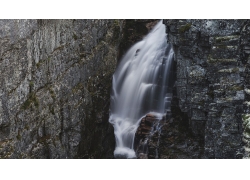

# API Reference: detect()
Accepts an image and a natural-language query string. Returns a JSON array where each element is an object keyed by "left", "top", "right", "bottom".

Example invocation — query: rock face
[
  {"left": 117, "top": 19, "right": 159, "bottom": 61},
  {"left": 0, "top": 19, "right": 124, "bottom": 158},
  {"left": 0, "top": 19, "right": 162, "bottom": 159},
  {"left": 2, "top": 19, "right": 250, "bottom": 159},
  {"left": 134, "top": 113, "right": 164, "bottom": 159},
  {"left": 159, "top": 95, "right": 205, "bottom": 158},
  {"left": 162, "top": 19, "right": 250, "bottom": 158}
]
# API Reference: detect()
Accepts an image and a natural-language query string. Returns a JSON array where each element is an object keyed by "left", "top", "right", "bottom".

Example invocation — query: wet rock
[
  {"left": 118, "top": 19, "right": 159, "bottom": 61},
  {"left": 164, "top": 19, "right": 249, "bottom": 158},
  {"left": 134, "top": 113, "right": 164, "bottom": 159}
]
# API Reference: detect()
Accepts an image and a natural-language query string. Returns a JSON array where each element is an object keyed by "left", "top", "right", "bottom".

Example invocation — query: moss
[
  {"left": 215, "top": 45, "right": 227, "bottom": 49},
  {"left": 38, "top": 135, "right": 51, "bottom": 144},
  {"left": 179, "top": 23, "right": 192, "bottom": 33},
  {"left": 53, "top": 45, "right": 64, "bottom": 52},
  {"left": 243, "top": 114, "right": 250, "bottom": 121},
  {"left": 48, "top": 87, "right": 56, "bottom": 100},
  {"left": 21, "top": 98, "right": 31, "bottom": 109},
  {"left": 207, "top": 54, "right": 237, "bottom": 64},
  {"left": 218, "top": 67, "right": 239, "bottom": 73},
  {"left": 24, "top": 124, "right": 30, "bottom": 130},
  {"left": 49, "top": 105, "right": 55, "bottom": 115},
  {"left": 245, "top": 129, "right": 250, "bottom": 136},
  {"left": 73, "top": 33, "right": 78, "bottom": 40},
  {"left": 229, "top": 85, "right": 244, "bottom": 91},
  {"left": 21, "top": 92, "right": 39, "bottom": 110},
  {"left": 215, "top": 35, "right": 239, "bottom": 43},
  {"left": 113, "top": 19, "right": 119, "bottom": 26},
  {"left": 29, "top": 81, "right": 34, "bottom": 92},
  {"left": 232, "top": 67, "right": 239, "bottom": 73},
  {"left": 29, "top": 81, "right": 34, "bottom": 88},
  {"left": 36, "top": 58, "right": 47, "bottom": 68},
  {"left": 36, "top": 61, "right": 41, "bottom": 68},
  {"left": 34, "top": 97, "right": 39, "bottom": 107},
  {"left": 72, "top": 83, "right": 84, "bottom": 94},
  {"left": 16, "top": 131, "right": 21, "bottom": 141},
  {"left": 213, "top": 45, "right": 236, "bottom": 50}
]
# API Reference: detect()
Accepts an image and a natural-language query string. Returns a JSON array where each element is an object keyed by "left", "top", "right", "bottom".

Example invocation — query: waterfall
[{"left": 109, "top": 20, "right": 174, "bottom": 158}]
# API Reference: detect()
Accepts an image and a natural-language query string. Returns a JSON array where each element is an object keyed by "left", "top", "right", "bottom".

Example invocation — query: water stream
[{"left": 109, "top": 20, "right": 174, "bottom": 158}]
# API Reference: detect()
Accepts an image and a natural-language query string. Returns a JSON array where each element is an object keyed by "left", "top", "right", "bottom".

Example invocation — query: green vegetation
[
  {"left": 21, "top": 92, "right": 39, "bottom": 110},
  {"left": 73, "top": 33, "right": 78, "bottom": 40},
  {"left": 36, "top": 61, "right": 42, "bottom": 68},
  {"left": 113, "top": 19, "right": 120, "bottom": 27},
  {"left": 36, "top": 57, "right": 51, "bottom": 68},
  {"left": 49, "top": 105, "right": 55, "bottom": 115},
  {"left": 29, "top": 81, "right": 34, "bottom": 92},
  {"left": 179, "top": 23, "right": 192, "bottom": 33},
  {"left": 38, "top": 135, "right": 51, "bottom": 144},
  {"left": 215, "top": 35, "right": 239, "bottom": 44},
  {"left": 16, "top": 131, "right": 22, "bottom": 141},
  {"left": 218, "top": 67, "right": 239, "bottom": 73},
  {"left": 29, "top": 81, "right": 34, "bottom": 88},
  {"left": 243, "top": 114, "right": 250, "bottom": 121},
  {"left": 48, "top": 87, "right": 56, "bottom": 100},
  {"left": 229, "top": 85, "right": 244, "bottom": 91},
  {"left": 72, "top": 82, "right": 84, "bottom": 94},
  {"left": 24, "top": 124, "right": 30, "bottom": 130}
]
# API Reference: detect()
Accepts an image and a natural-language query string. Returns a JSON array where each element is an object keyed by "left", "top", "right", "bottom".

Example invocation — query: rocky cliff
[
  {"left": 2, "top": 19, "right": 249, "bottom": 159},
  {"left": 161, "top": 19, "right": 250, "bottom": 158},
  {"left": 0, "top": 19, "right": 125, "bottom": 158},
  {"left": 0, "top": 19, "right": 160, "bottom": 159}
]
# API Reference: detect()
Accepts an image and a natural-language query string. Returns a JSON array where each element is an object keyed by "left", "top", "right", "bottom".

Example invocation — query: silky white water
[{"left": 109, "top": 20, "right": 174, "bottom": 158}]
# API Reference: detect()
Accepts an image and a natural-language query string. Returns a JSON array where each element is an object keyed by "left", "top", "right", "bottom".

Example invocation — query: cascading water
[{"left": 109, "top": 20, "right": 174, "bottom": 158}]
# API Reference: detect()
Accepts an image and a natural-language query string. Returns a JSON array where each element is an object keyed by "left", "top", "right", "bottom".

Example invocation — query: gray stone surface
[
  {"left": 163, "top": 19, "right": 250, "bottom": 158},
  {"left": 0, "top": 19, "right": 124, "bottom": 158},
  {"left": 2, "top": 19, "right": 250, "bottom": 159}
]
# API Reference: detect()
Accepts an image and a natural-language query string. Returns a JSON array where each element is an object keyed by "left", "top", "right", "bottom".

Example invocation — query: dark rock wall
[
  {"left": 163, "top": 19, "right": 250, "bottom": 158},
  {"left": 0, "top": 19, "right": 124, "bottom": 158},
  {"left": 117, "top": 19, "right": 159, "bottom": 61}
]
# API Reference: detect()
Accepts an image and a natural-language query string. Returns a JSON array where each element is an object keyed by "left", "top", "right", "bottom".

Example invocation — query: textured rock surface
[
  {"left": 2, "top": 19, "right": 250, "bottom": 159},
  {"left": 0, "top": 19, "right": 162, "bottom": 159},
  {"left": 0, "top": 19, "right": 124, "bottom": 158},
  {"left": 117, "top": 19, "right": 159, "bottom": 61},
  {"left": 163, "top": 19, "right": 250, "bottom": 158},
  {"left": 134, "top": 113, "right": 164, "bottom": 159}
]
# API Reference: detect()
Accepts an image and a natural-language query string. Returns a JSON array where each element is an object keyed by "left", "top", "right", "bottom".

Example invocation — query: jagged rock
[
  {"left": 163, "top": 19, "right": 250, "bottom": 158},
  {"left": 0, "top": 20, "right": 125, "bottom": 159},
  {"left": 134, "top": 113, "right": 165, "bottom": 159}
]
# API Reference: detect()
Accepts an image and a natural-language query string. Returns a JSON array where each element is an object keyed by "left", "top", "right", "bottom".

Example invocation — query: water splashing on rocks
[{"left": 109, "top": 20, "right": 174, "bottom": 158}]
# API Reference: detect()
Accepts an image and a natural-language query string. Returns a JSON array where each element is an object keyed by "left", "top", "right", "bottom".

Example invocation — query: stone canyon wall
[
  {"left": 161, "top": 19, "right": 250, "bottom": 158},
  {"left": 0, "top": 19, "right": 124, "bottom": 158},
  {"left": 0, "top": 19, "right": 159, "bottom": 159}
]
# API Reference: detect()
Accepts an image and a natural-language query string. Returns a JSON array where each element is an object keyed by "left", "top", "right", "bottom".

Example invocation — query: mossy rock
[
  {"left": 179, "top": 23, "right": 192, "bottom": 33},
  {"left": 21, "top": 92, "right": 39, "bottom": 110}
]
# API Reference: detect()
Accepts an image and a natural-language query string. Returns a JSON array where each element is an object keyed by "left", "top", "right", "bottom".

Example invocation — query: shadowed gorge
[{"left": 0, "top": 19, "right": 250, "bottom": 159}]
